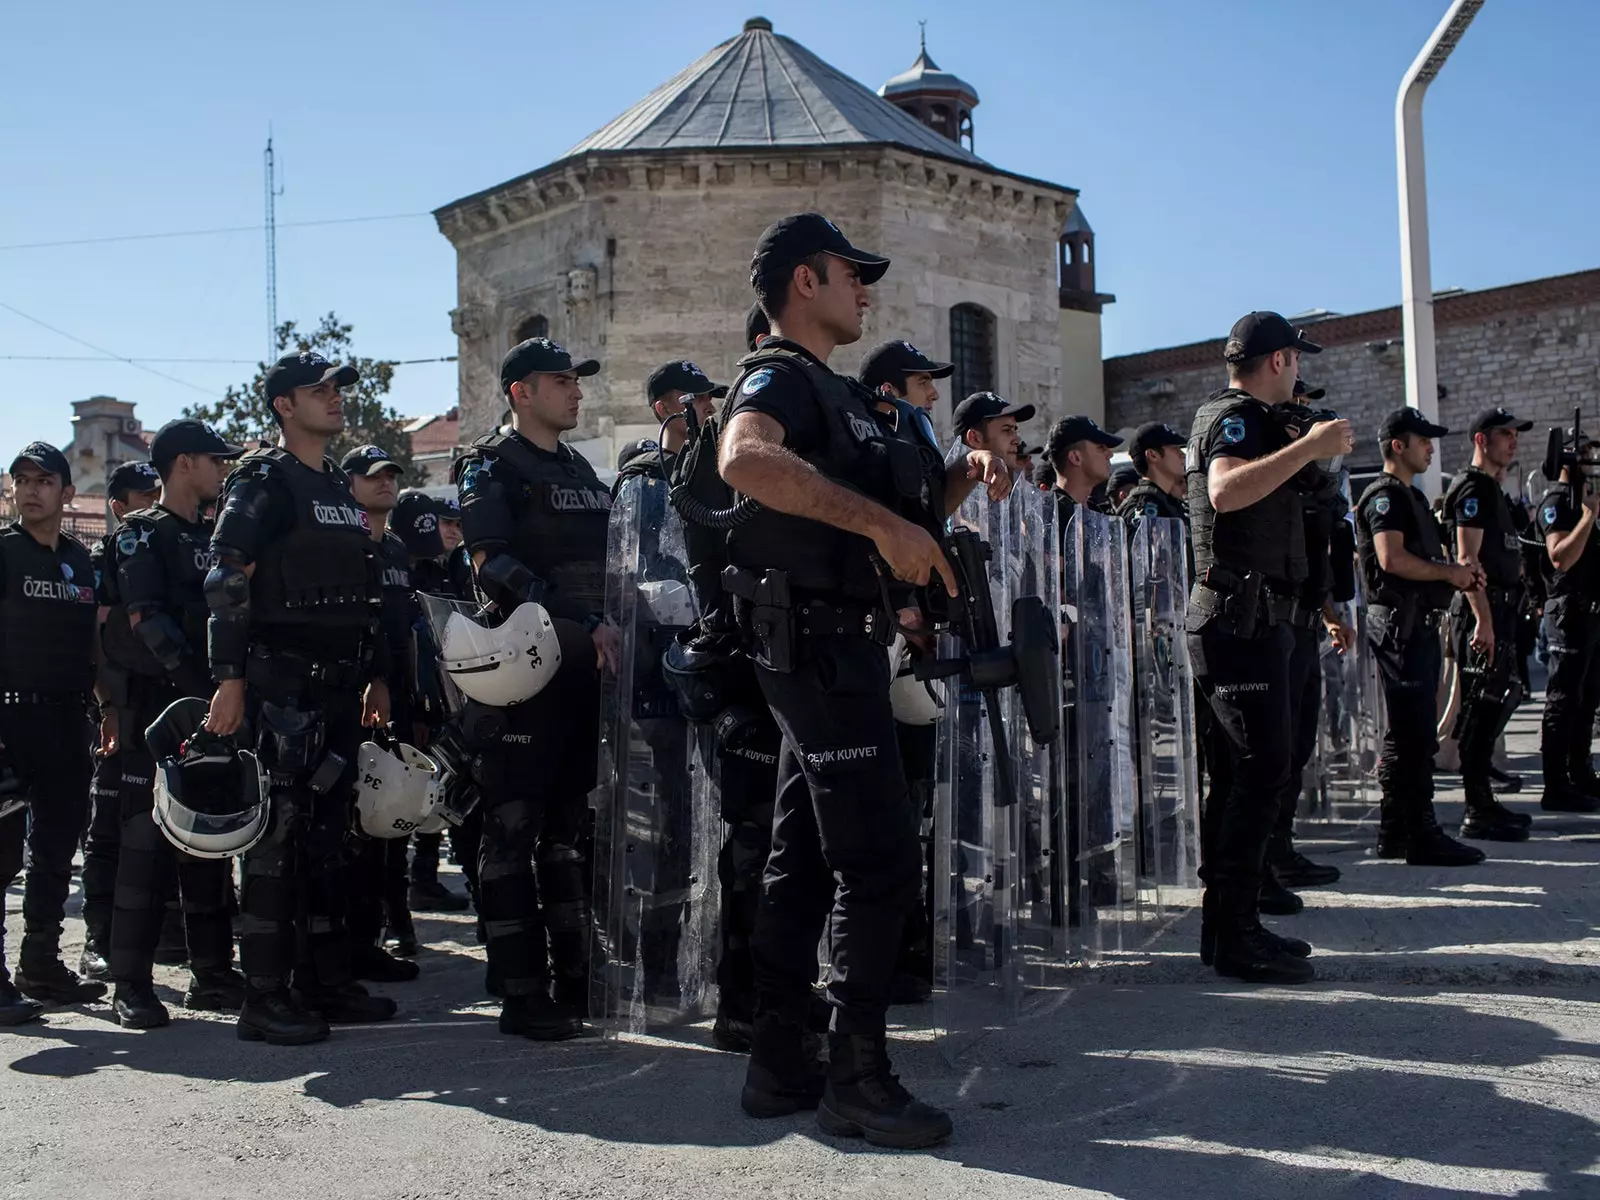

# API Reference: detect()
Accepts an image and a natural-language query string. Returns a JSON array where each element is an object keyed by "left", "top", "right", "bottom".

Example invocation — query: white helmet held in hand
[
  {"left": 887, "top": 633, "right": 946, "bottom": 727},
  {"left": 355, "top": 739, "right": 443, "bottom": 839},
  {"left": 439, "top": 600, "right": 561, "bottom": 707},
  {"left": 147, "top": 696, "right": 271, "bottom": 859}
]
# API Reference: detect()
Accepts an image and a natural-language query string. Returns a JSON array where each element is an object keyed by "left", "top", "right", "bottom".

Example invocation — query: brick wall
[{"left": 1104, "top": 269, "right": 1600, "bottom": 477}]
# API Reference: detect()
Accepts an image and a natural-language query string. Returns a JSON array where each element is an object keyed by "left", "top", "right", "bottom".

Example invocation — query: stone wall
[
  {"left": 1103, "top": 269, "right": 1600, "bottom": 478},
  {"left": 435, "top": 146, "right": 1081, "bottom": 459}
]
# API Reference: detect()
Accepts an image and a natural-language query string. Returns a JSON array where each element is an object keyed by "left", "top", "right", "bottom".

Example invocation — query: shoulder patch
[
  {"left": 1144, "top": 502, "right": 1159, "bottom": 518},
  {"left": 1462, "top": 497, "right": 1478, "bottom": 519},
  {"left": 741, "top": 368, "right": 774, "bottom": 397},
  {"left": 1220, "top": 416, "right": 1246, "bottom": 444},
  {"left": 458, "top": 458, "right": 490, "bottom": 492},
  {"left": 1544, "top": 503, "right": 1559, "bottom": 524},
  {"left": 1373, "top": 495, "right": 1391, "bottom": 516},
  {"left": 115, "top": 527, "right": 140, "bottom": 557}
]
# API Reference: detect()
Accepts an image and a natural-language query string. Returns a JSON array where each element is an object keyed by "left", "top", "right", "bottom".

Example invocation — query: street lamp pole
[{"left": 1397, "top": 0, "right": 1484, "bottom": 497}]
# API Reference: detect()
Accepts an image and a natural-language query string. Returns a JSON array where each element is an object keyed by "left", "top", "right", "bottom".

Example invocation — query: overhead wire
[{"left": 0, "top": 212, "right": 431, "bottom": 253}]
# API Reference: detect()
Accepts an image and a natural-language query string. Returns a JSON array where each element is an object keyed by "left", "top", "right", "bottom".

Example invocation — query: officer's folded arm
[
  {"left": 1208, "top": 427, "right": 1330, "bottom": 513},
  {"left": 1373, "top": 531, "right": 1474, "bottom": 589}
]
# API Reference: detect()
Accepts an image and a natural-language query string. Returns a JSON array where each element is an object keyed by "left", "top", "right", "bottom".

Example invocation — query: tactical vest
[
  {"left": 232, "top": 448, "right": 381, "bottom": 638},
  {"left": 1442, "top": 466, "right": 1522, "bottom": 588},
  {"left": 0, "top": 524, "right": 97, "bottom": 693},
  {"left": 1120, "top": 479, "right": 1187, "bottom": 526},
  {"left": 724, "top": 343, "right": 905, "bottom": 600},
  {"left": 471, "top": 431, "right": 611, "bottom": 614},
  {"left": 1185, "top": 390, "right": 1307, "bottom": 588},
  {"left": 102, "top": 505, "right": 215, "bottom": 677},
  {"left": 1354, "top": 473, "right": 1455, "bottom": 611},
  {"left": 376, "top": 530, "right": 415, "bottom": 666}
]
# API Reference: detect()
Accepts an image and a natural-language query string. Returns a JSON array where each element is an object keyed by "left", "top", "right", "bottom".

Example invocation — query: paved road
[{"left": 3, "top": 701, "right": 1599, "bottom": 1199}]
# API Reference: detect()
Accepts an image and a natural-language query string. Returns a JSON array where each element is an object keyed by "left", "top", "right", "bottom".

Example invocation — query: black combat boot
[
  {"left": 237, "top": 987, "right": 330, "bottom": 1045},
  {"left": 184, "top": 967, "right": 247, "bottom": 1012},
  {"left": 499, "top": 991, "right": 586, "bottom": 1041},
  {"left": 1542, "top": 742, "right": 1599, "bottom": 812},
  {"left": 713, "top": 1010, "right": 754, "bottom": 1053},
  {"left": 1257, "top": 874, "right": 1304, "bottom": 916},
  {"left": 1375, "top": 791, "right": 1409, "bottom": 858},
  {"left": 408, "top": 879, "right": 470, "bottom": 913},
  {"left": 1212, "top": 884, "right": 1315, "bottom": 984},
  {"left": 0, "top": 970, "right": 43, "bottom": 1026},
  {"left": 741, "top": 1012, "right": 825, "bottom": 1118},
  {"left": 112, "top": 981, "right": 171, "bottom": 1029},
  {"left": 77, "top": 930, "right": 112, "bottom": 982},
  {"left": 385, "top": 908, "right": 419, "bottom": 958},
  {"left": 1487, "top": 764, "right": 1523, "bottom": 794},
  {"left": 1201, "top": 892, "right": 1307, "bottom": 963},
  {"left": 14, "top": 956, "right": 107, "bottom": 1004},
  {"left": 1460, "top": 777, "right": 1531, "bottom": 842},
  {"left": 350, "top": 941, "right": 421, "bottom": 983},
  {"left": 1267, "top": 832, "right": 1342, "bottom": 888},
  {"left": 1405, "top": 797, "right": 1486, "bottom": 866},
  {"left": 817, "top": 1032, "right": 953, "bottom": 1149},
  {"left": 294, "top": 980, "right": 398, "bottom": 1024}
]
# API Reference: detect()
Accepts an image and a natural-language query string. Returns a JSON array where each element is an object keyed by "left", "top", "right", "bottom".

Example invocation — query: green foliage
[{"left": 184, "top": 313, "right": 414, "bottom": 477}]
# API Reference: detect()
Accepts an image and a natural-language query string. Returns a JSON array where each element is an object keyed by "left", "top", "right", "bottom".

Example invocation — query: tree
[{"left": 184, "top": 313, "right": 415, "bottom": 477}]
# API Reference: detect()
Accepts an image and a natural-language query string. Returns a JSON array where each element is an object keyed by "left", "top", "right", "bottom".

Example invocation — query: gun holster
[{"left": 722, "top": 566, "right": 794, "bottom": 674}]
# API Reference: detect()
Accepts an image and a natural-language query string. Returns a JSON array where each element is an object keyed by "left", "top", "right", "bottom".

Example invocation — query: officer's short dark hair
[
  {"left": 1227, "top": 351, "right": 1273, "bottom": 381},
  {"left": 754, "top": 252, "right": 830, "bottom": 322}
]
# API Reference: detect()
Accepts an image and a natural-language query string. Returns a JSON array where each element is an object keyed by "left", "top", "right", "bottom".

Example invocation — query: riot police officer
[
  {"left": 1186, "top": 312, "right": 1350, "bottom": 984},
  {"left": 858, "top": 339, "right": 952, "bottom": 416},
  {"left": 949, "top": 391, "right": 1032, "bottom": 475},
  {"left": 0, "top": 441, "right": 103, "bottom": 1017},
  {"left": 1119, "top": 422, "right": 1188, "bottom": 531},
  {"left": 341, "top": 445, "right": 425, "bottom": 981},
  {"left": 455, "top": 335, "right": 615, "bottom": 1040},
  {"left": 718, "top": 212, "right": 957, "bottom": 1148},
  {"left": 81, "top": 459, "right": 163, "bottom": 982},
  {"left": 1046, "top": 414, "right": 1123, "bottom": 532},
  {"left": 104, "top": 419, "right": 248, "bottom": 1027},
  {"left": 1354, "top": 407, "right": 1484, "bottom": 866},
  {"left": 1444, "top": 407, "right": 1536, "bottom": 838},
  {"left": 615, "top": 361, "right": 728, "bottom": 491},
  {"left": 1535, "top": 429, "right": 1600, "bottom": 812},
  {"left": 204, "top": 351, "right": 398, "bottom": 1044}
]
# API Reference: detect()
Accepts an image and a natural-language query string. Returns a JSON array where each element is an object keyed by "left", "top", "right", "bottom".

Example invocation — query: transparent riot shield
[
  {"left": 1063, "top": 508, "right": 1135, "bottom": 960},
  {"left": 1128, "top": 517, "right": 1201, "bottom": 935},
  {"left": 591, "top": 476, "right": 720, "bottom": 1036},
  {"left": 932, "top": 486, "right": 1064, "bottom": 1061}
]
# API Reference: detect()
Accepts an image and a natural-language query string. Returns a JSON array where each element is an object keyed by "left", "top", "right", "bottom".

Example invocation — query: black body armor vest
[
  {"left": 0, "top": 524, "right": 97, "bottom": 693},
  {"left": 1442, "top": 466, "right": 1522, "bottom": 588},
  {"left": 103, "top": 505, "right": 214, "bottom": 676},
  {"left": 1355, "top": 473, "right": 1456, "bottom": 611},
  {"left": 376, "top": 530, "right": 415, "bottom": 673}
]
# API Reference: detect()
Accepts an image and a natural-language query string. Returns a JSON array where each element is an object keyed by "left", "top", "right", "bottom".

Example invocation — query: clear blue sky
[{"left": 3, "top": 0, "right": 1596, "bottom": 460}]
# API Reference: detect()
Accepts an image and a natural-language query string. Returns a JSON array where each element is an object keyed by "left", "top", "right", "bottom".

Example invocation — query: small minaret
[
  {"left": 1059, "top": 206, "right": 1113, "bottom": 314},
  {"left": 878, "top": 24, "right": 980, "bottom": 152}
]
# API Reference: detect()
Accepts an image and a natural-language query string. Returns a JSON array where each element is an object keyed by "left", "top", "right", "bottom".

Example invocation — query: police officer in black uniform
[
  {"left": 1354, "top": 407, "right": 1485, "bottom": 866},
  {"left": 81, "top": 459, "right": 163, "bottom": 982},
  {"left": 718, "top": 213, "right": 962, "bottom": 1148},
  {"left": 615, "top": 361, "right": 728, "bottom": 491},
  {"left": 204, "top": 351, "right": 398, "bottom": 1044},
  {"left": 858, "top": 339, "right": 953, "bottom": 418},
  {"left": 1046, "top": 414, "right": 1123, "bottom": 532},
  {"left": 341, "top": 445, "right": 426, "bottom": 982},
  {"left": 1119, "top": 421, "right": 1189, "bottom": 532},
  {"left": 1534, "top": 428, "right": 1600, "bottom": 812},
  {"left": 1186, "top": 312, "right": 1351, "bottom": 984},
  {"left": 454, "top": 336, "right": 615, "bottom": 1040},
  {"left": 104, "top": 419, "right": 249, "bottom": 1027},
  {"left": 1443, "top": 407, "right": 1536, "bottom": 839},
  {"left": 0, "top": 442, "right": 104, "bottom": 1017}
]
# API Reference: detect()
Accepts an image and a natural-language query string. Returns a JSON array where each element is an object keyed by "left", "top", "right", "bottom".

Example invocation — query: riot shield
[
  {"left": 1128, "top": 517, "right": 1201, "bottom": 934},
  {"left": 1063, "top": 507, "right": 1135, "bottom": 960},
  {"left": 590, "top": 476, "right": 720, "bottom": 1036}
]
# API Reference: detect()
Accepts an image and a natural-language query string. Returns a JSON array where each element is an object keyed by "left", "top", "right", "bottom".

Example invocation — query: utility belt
[
  {"left": 1547, "top": 592, "right": 1600, "bottom": 618},
  {"left": 1369, "top": 598, "right": 1442, "bottom": 645},
  {"left": 1191, "top": 566, "right": 1307, "bottom": 638},
  {"left": 246, "top": 644, "right": 369, "bottom": 694},
  {"left": 722, "top": 566, "right": 893, "bottom": 674}
]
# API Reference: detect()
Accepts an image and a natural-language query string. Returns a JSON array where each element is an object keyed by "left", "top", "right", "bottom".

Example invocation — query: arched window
[
  {"left": 514, "top": 313, "right": 549, "bottom": 343},
  {"left": 949, "top": 303, "right": 997, "bottom": 407}
]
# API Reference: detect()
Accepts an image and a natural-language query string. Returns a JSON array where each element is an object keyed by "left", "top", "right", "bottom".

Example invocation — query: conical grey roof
[
  {"left": 564, "top": 17, "right": 984, "bottom": 164},
  {"left": 879, "top": 47, "right": 979, "bottom": 108}
]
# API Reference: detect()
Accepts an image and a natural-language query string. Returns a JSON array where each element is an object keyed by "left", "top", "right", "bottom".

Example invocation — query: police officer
[
  {"left": 858, "top": 339, "right": 952, "bottom": 417},
  {"left": 0, "top": 441, "right": 103, "bottom": 1017},
  {"left": 1354, "top": 407, "right": 1484, "bottom": 866},
  {"left": 1535, "top": 428, "right": 1600, "bottom": 812},
  {"left": 1046, "top": 414, "right": 1123, "bottom": 530},
  {"left": 1444, "top": 407, "right": 1536, "bottom": 839},
  {"left": 455, "top": 335, "right": 615, "bottom": 1040},
  {"left": 718, "top": 212, "right": 956, "bottom": 1147},
  {"left": 949, "top": 391, "right": 1032, "bottom": 476},
  {"left": 104, "top": 419, "right": 249, "bottom": 1027},
  {"left": 204, "top": 350, "right": 398, "bottom": 1044},
  {"left": 615, "top": 361, "right": 728, "bottom": 491},
  {"left": 1119, "top": 422, "right": 1188, "bottom": 530},
  {"left": 1187, "top": 312, "right": 1350, "bottom": 984},
  {"left": 81, "top": 459, "right": 163, "bottom": 982},
  {"left": 341, "top": 445, "right": 426, "bottom": 982}
]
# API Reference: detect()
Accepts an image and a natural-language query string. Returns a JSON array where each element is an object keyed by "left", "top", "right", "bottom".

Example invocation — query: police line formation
[{"left": 0, "top": 211, "right": 1590, "bottom": 1151}]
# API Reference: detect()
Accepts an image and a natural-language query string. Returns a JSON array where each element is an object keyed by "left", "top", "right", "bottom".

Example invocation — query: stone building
[
  {"left": 1104, "top": 267, "right": 1600, "bottom": 478},
  {"left": 433, "top": 17, "right": 1111, "bottom": 464},
  {"left": 62, "top": 395, "right": 151, "bottom": 494}
]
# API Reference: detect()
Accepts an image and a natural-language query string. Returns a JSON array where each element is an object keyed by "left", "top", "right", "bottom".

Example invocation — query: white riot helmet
[
  {"left": 146, "top": 697, "right": 271, "bottom": 859},
  {"left": 438, "top": 599, "right": 561, "bottom": 708},
  {"left": 887, "top": 633, "right": 947, "bottom": 727},
  {"left": 355, "top": 737, "right": 443, "bottom": 839},
  {"left": 638, "top": 579, "right": 696, "bottom": 628}
]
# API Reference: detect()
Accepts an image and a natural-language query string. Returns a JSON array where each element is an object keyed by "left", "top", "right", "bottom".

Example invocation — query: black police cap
[
  {"left": 499, "top": 337, "right": 600, "bottom": 395},
  {"left": 858, "top": 340, "right": 954, "bottom": 392},
  {"left": 647, "top": 361, "right": 726, "bottom": 403},
  {"left": 750, "top": 213, "right": 890, "bottom": 288},
  {"left": 1046, "top": 415, "right": 1123, "bottom": 463},
  {"left": 1130, "top": 421, "right": 1186, "bottom": 463},
  {"left": 1379, "top": 406, "right": 1450, "bottom": 442},
  {"left": 952, "top": 392, "right": 1036, "bottom": 436},
  {"left": 8, "top": 441, "right": 71, "bottom": 486},
  {"left": 107, "top": 460, "right": 162, "bottom": 500},
  {"left": 1223, "top": 312, "right": 1323, "bottom": 363},
  {"left": 264, "top": 351, "right": 359, "bottom": 401},
  {"left": 1109, "top": 464, "right": 1141, "bottom": 493},
  {"left": 393, "top": 490, "right": 445, "bottom": 558},
  {"left": 1292, "top": 379, "right": 1327, "bottom": 401},
  {"left": 745, "top": 302, "right": 771, "bottom": 351},
  {"left": 149, "top": 418, "right": 245, "bottom": 473},
  {"left": 339, "top": 444, "right": 403, "bottom": 477},
  {"left": 1470, "top": 406, "right": 1533, "bottom": 436}
]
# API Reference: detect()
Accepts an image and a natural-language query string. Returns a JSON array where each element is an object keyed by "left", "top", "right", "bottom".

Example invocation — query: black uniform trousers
[
  {"left": 241, "top": 673, "right": 365, "bottom": 995},
  {"left": 1188, "top": 619, "right": 1294, "bottom": 926},
  {"left": 81, "top": 745, "right": 125, "bottom": 947},
  {"left": 1369, "top": 607, "right": 1444, "bottom": 802},
  {"left": 478, "top": 618, "right": 598, "bottom": 1002},
  {"left": 1540, "top": 595, "right": 1600, "bottom": 788},
  {"left": 751, "top": 631, "right": 920, "bottom": 1037},
  {"left": 1451, "top": 593, "right": 1522, "bottom": 784},
  {"left": 1272, "top": 622, "right": 1325, "bottom": 846},
  {"left": 713, "top": 729, "right": 779, "bottom": 1023},
  {"left": 109, "top": 677, "right": 233, "bottom": 986},
  {"left": 0, "top": 698, "right": 93, "bottom": 971}
]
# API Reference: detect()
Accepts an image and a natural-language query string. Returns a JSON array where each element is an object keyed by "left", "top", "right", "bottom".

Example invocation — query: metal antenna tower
[{"left": 264, "top": 132, "right": 283, "bottom": 360}]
